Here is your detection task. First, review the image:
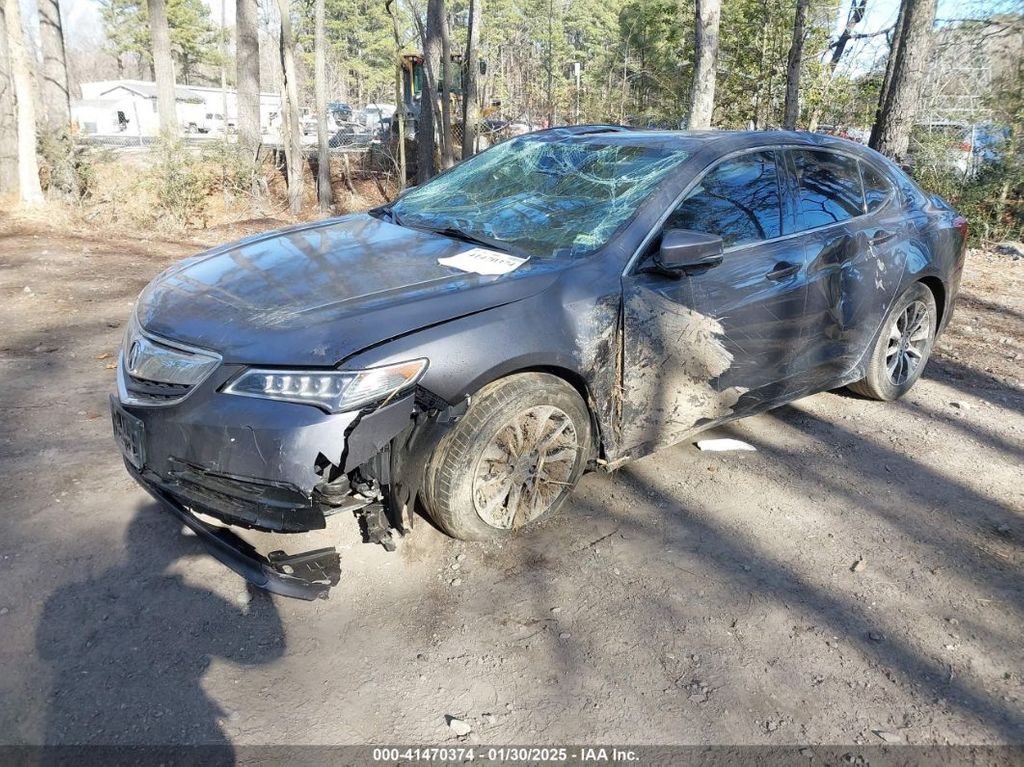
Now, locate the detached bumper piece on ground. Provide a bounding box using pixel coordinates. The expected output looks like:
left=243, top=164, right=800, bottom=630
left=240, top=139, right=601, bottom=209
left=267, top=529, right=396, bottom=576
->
left=131, top=465, right=341, bottom=600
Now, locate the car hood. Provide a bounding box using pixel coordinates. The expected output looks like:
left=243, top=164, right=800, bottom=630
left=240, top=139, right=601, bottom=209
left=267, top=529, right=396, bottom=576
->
left=136, top=214, right=566, bottom=365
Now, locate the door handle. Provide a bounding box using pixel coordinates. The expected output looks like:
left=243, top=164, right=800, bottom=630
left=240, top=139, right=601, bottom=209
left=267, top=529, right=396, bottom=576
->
left=766, top=261, right=800, bottom=281
left=870, top=229, right=897, bottom=246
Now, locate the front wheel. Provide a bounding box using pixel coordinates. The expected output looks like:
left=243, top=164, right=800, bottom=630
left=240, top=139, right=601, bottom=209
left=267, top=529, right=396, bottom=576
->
left=848, top=282, right=937, bottom=401
left=423, top=373, right=592, bottom=541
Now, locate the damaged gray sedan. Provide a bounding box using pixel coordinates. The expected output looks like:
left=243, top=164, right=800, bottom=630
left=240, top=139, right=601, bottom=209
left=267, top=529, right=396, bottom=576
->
left=112, top=126, right=967, bottom=598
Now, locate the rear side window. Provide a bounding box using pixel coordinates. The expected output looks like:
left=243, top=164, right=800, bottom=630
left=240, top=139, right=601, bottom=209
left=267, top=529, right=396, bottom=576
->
left=666, top=151, right=783, bottom=247
left=789, top=149, right=865, bottom=232
left=861, top=163, right=893, bottom=212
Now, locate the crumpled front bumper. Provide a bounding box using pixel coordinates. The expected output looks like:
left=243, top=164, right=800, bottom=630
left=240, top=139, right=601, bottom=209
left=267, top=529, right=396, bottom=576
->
left=114, top=357, right=415, bottom=530
left=130, top=463, right=341, bottom=600
left=112, top=357, right=420, bottom=599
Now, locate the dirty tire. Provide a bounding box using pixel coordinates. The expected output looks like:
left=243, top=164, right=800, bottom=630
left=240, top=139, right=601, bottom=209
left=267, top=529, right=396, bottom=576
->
left=423, top=373, right=592, bottom=541
left=848, top=282, right=937, bottom=401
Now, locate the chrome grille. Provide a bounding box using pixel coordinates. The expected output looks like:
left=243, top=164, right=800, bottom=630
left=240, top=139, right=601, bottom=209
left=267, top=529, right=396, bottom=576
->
left=123, top=374, right=194, bottom=403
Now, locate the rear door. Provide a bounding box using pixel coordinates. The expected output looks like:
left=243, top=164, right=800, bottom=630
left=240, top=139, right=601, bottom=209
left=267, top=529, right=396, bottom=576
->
left=785, top=148, right=907, bottom=381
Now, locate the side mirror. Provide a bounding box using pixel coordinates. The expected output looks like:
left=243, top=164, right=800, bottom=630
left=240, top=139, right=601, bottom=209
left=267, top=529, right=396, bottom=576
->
left=652, top=229, right=724, bottom=274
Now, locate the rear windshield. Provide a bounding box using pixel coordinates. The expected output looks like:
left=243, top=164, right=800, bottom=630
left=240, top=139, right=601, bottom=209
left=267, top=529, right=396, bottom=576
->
left=391, top=136, right=690, bottom=259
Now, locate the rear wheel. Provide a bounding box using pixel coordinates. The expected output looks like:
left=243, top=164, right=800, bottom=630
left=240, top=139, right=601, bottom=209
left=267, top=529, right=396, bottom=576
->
left=423, top=373, right=592, bottom=541
left=848, top=282, right=937, bottom=401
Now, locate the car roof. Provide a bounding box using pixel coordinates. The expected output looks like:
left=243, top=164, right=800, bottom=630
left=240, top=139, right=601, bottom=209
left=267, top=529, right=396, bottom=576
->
left=534, top=125, right=873, bottom=158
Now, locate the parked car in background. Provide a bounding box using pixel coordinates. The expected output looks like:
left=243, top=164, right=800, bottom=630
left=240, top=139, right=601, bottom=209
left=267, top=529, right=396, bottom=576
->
left=328, top=123, right=373, bottom=149
left=907, top=121, right=991, bottom=178
left=971, top=123, right=1009, bottom=165
left=300, top=113, right=319, bottom=136
left=112, top=127, right=967, bottom=599
left=360, top=103, right=397, bottom=133
left=481, top=117, right=510, bottom=134
left=183, top=112, right=232, bottom=135
left=817, top=124, right=868, bottom=144
left=507, top=119, right=539, bottom=136
left=328, top=101, right=353, bottom=124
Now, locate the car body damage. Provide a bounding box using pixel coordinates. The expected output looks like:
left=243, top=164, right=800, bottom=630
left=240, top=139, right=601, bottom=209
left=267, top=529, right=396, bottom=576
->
left=120, top=373, right=466, bottom=597
left=112, top=127, right=967, bottom=598
left=619, top=293, right=749, bottom=458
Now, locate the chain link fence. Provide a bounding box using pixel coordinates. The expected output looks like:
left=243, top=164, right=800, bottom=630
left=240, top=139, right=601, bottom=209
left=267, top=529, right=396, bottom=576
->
left=73, top=131, right=378, bottom=158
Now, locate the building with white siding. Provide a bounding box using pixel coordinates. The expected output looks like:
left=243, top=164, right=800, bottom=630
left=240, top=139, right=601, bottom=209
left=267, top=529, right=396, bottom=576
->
left=73, top=80, right=281, bottom=137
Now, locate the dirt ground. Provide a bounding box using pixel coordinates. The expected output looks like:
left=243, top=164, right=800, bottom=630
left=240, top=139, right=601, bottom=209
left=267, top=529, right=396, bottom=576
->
left=0, top=212, right=1021, bottom=748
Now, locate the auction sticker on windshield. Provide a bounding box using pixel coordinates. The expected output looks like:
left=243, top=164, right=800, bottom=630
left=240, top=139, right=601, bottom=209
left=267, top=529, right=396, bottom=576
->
left=438, top=248, right=529, bottom=275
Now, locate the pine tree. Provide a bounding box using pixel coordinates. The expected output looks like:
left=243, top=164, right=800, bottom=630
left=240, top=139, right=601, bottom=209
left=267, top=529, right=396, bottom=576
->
left=99, top=0, right=221, bottom=85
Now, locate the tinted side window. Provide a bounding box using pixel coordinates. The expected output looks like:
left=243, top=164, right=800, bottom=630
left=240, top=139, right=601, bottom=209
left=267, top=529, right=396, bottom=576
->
left=789, top=150, right=864, bottom=232
left=666, top=151, right=782, bottom=247
left=861, top=162, right=894, bottom=212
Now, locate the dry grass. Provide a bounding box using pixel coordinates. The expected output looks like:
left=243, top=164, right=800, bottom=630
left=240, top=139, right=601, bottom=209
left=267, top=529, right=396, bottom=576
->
left=8, top=151, right=397, bottom=244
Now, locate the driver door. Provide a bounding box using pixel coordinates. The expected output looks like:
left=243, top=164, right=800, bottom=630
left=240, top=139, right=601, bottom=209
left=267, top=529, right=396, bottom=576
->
left=619, top=149, right=813, bottom=455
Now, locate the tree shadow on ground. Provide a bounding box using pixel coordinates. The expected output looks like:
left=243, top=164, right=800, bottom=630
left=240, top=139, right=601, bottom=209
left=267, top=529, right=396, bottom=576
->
left=582, top=395, right=1024, bottom=740
left=35, top=507, right=286, bottom=753
left=459, top=339, right=1023, bottom=741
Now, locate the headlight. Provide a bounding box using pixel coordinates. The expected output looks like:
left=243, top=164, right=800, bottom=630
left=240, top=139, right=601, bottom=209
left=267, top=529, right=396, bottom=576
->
left=223, top=359, right=428, bottom=413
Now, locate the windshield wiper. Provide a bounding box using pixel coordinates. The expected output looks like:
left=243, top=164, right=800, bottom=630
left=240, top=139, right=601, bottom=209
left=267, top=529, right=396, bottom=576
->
left=369, top=204, right=403, bottom=226
left=414, top=224, right=519, bottom=255
left=374, top=211, right=523, bottom=257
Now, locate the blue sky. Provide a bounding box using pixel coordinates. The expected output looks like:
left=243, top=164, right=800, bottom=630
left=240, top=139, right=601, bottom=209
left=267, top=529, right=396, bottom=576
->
left=51, top=0, right=1017, bottom=59
left=826, top=0, right=1018, bottom=75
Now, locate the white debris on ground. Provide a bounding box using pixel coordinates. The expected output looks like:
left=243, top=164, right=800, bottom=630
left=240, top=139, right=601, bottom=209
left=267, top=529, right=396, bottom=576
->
left=695, top=438, right=757, bottom=452
left=445, top=716, right=473, bottom=736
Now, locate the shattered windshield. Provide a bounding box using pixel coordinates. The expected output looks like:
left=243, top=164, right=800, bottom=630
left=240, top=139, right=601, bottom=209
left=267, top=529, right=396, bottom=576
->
left=389, top=136, right=690, bottom=259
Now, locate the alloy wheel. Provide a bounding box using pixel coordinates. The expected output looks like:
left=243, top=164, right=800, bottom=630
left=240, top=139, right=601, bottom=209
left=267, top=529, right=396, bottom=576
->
left=886, top=299, right=931, bottom=386
left=472, top=405, right=580, bottom=530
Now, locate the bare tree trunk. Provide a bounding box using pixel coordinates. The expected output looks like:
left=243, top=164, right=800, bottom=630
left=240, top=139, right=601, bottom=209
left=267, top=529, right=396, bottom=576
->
left=386, top=0, right=406, bottom=189
left=435, top=0, right=454, bottom=168
left=38, top=0, right=70, bottom=129
left=688, top=0, right=721, bottom=129
left=219, top=0, right=228, bottom=137
left=236, top=0, right=261, bottom=159
left=752, top=7, right=769, bottom=129
left=545, top=0, right=553, bottom=127
left=277, top=0, right=304, bottom=214
left=462, top=0, right=481, bottom=157
left=619, top=40, right=627, bottom=123
left=782, top=0, right=809, bottom=130
left=147, top=0, right=178, bottom=136
left=416, top=2, right=441, bottom=183
left=807, top=0, right=867, bottom=132
left=829, top=0, right=867, bottom=70
left=870, top=0, right=907, bottom=147
left=870, top=0, right=936, bottom=161
left=314, top=0, right=332, bottom=212
left=3, top=0, right=41, bottom=202
left=0, top=1, right=19, bottom=195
